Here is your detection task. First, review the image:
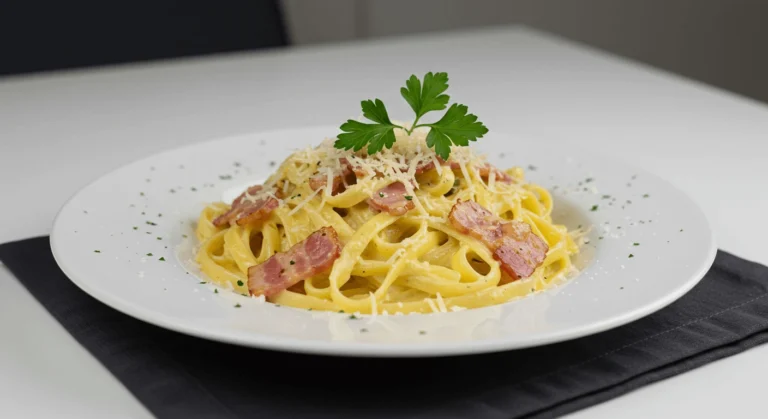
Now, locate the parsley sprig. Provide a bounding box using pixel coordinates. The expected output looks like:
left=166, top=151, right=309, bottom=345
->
left=334, top=72, right=488, bottom=160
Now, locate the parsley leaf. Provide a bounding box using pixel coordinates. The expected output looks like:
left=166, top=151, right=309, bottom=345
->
left=335, top=72, right=488, bottom=159
left=400, top=72, right=450, bottom=120
left=335, top=99, right=400, bottom=154
left=424, top=104, right=489, bottom=160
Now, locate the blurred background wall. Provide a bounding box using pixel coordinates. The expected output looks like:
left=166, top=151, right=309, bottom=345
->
left=281, top=0, right=768, bottom=104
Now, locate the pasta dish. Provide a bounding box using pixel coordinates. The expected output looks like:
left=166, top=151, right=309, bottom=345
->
left=195, top=129, right=579, bottom=314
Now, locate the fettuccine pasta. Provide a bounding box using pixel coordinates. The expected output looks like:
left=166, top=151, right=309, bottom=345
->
left=196, top=128, right=579, bottom=314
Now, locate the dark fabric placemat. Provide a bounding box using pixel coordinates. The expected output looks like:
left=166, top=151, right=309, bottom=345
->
left=2, top=237, right=768, bottom=419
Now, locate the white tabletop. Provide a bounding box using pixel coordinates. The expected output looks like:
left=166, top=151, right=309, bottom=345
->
left=1, top=26, right=767, bottom=418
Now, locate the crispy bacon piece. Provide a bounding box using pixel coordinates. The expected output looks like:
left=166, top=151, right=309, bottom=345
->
left=213, top=185, right=279, bottom=227
left=449, top=161, right=514, bottom=184
left=448, top=200, right=548, bottom=280
left=309, top=164, right=354, bottom=195
left=248, top=226, right=342, bottom=297
left=368, top=182, right=415, bottom=216
left=340, top=157, right=369, bottom=178
left=414, top=159, right=439, bottom=174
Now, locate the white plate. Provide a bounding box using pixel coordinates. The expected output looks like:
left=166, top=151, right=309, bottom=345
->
left=51, top=126, right=716, bottom=357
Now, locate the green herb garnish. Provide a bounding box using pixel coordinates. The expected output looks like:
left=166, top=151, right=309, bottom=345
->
left=404, top=195, right=413, bottom=201
left=334, top=72, right=488, bottom=160
left=94, top=250, right=101, bottom=253
left=158, top=257, right=165, bottom=261
left=590, top=205, right=598, bottom=211
left=237, top=280, right=244, bottom=286
left=234, top=303, right=241, bottom=308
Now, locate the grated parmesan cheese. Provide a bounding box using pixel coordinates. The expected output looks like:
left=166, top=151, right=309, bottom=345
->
left=425, top=297, right=440, bottom=313
left=435, top=292, right=448, bottom=313
left=287, top=186, right=323, bottom=216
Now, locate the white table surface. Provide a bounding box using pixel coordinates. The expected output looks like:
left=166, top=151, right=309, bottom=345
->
left=1, top=26, right=767, bottom=418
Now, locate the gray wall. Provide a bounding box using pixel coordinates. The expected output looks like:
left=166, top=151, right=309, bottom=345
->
left=281, top=0, right=768, bottom=104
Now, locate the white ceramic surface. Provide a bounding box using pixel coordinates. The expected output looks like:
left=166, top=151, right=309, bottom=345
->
left=50, top=125, right=716, bottom=357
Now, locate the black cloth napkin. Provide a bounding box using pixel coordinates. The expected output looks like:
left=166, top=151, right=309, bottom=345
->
left=2, top=237, right=768, bottom=419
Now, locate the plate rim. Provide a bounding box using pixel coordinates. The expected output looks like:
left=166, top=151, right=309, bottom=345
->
left=50, top=126, right=718, bottom=357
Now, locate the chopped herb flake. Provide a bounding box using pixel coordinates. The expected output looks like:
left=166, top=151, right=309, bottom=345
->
left=199, top=281, right=206, bottom=284
left=146, top=253, right=153, bottom=256
left=590, top=205, right=598, bottom=211
left=379, top=192, right=385, bottom=197
left=643, top=194, right=650, bottom=198
left=214, top=289, right=218, bottom=294
left=157, top=237, right=162, bottom=240
left=289, top=260, right=295, bottom=265
left=404, top=195, right=413, bottom=200
left=602, top=195, right=611, bottom=199
left=237, top=280, right=244, bottom=286
left=527, top=165, right=537, bottom=171
left=348, top=314, right=360, bottom=320
left=146, top=221, right=157, bottom=226
left=360, top=328, right=368, bottom=333
left=133, top=226, right=138, bottom=230
left=234, top=303, right=241, bottom=308
left=633, top=242, right=640, bottom=246
left=419, top=330, right=427, bottom=335
left=94, top=250, right=101, bottom=253
left=140, top=192, right=145, bottom=196
left=158, top=257, right=166, bottom=261
left=628, top=254, right=634, bottom=258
